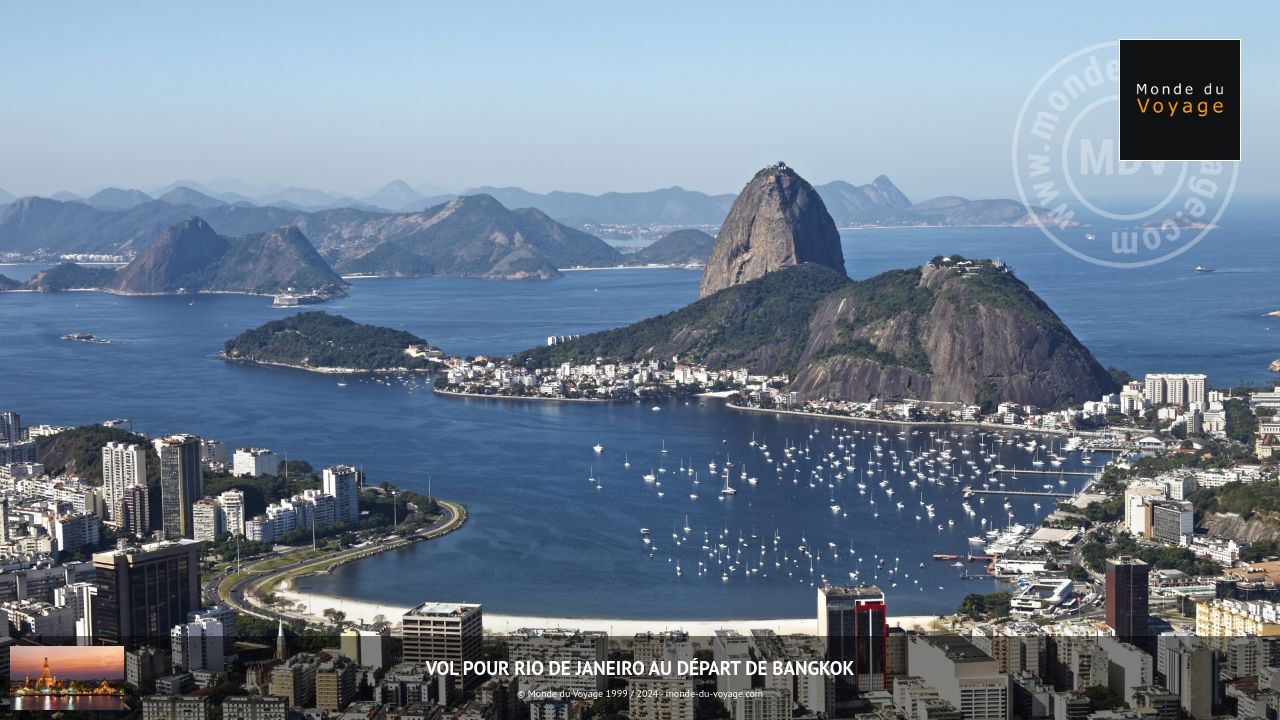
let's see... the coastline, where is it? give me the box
[433,386,617,403]
[725,401,1091,438]
[220,353,436,375]
[560,264,703,272]
[4,285,344,300]
[274,588,942,635]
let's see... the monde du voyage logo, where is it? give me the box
[1013,40,1241,268]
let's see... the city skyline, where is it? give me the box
[1,1,1276,199]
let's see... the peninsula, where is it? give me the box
[512,163,1117,410]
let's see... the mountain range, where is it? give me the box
[0,173,1058,249]
[515,163,1116,408]
[0,190,623,277]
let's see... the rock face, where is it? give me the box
[698,163,845,298]
[788,259,1117,408]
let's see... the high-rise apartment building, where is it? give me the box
[102,441,146,525]
[322,465,360,525]
[156,435,202,539]
[191,498,223,542]
[218,489,246,537]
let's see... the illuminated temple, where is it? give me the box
[15,656,121,696]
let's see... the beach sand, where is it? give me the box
[276,587,944,635]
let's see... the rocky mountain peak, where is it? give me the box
[698,163,845,298]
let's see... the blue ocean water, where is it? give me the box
[0,203,1275,619]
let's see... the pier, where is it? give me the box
[966,488,1075,499]
[993,468,1098,477]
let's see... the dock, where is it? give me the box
[966,489,1075,499]
[993,468,1098,477]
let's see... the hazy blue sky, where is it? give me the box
[1,2,1274,199]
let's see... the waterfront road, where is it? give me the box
[211,499,466,623]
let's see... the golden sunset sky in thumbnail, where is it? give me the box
[10,646,124,682]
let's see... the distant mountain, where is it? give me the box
[152,180,258,205]
[813,176,912,223]
[813,176,1060,227]
[422,178,1047,230]
[158,187,228,209]
[84,187,154,211]
[902,196,1051,226]
[625,229,716,266]
[0,188,15,204]
[112,217,347,295]
[255,186,342,209]
[0,273,22,291]
[700,163,845,298]
[24,262,118,291]
[320,195,622,279]
[0,197,193,254]
[361,180,426,212]
[50,191,82,202]
[456,186,736,226]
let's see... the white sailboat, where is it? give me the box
[720,469,737,496]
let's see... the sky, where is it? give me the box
[10,646,124,682]
[1,1,1276,200]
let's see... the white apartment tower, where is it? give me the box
[192,498,224,542]
[323,465,360,525]
[102,441,146,525]
[218,489,246,537]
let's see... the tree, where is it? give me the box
[322,607,347,627]
[1084,685,1126,711]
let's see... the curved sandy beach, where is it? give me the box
[277,587,942,634]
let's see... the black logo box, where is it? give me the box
[1119,39,1240,161]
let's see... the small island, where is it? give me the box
[222,311,442,373]
[60,331,109,344]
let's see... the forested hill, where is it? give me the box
[222,311,439,371]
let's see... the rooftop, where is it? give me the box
[915,634,995,664]
[821,584,885,600]
[405,601,481,618]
